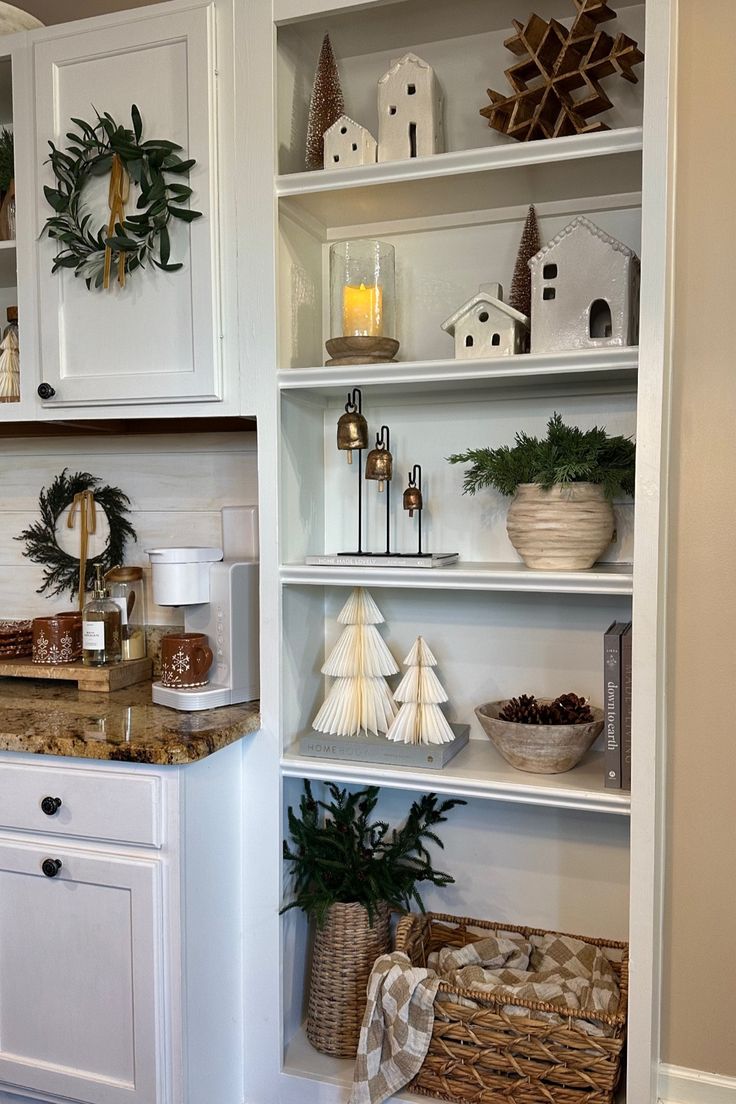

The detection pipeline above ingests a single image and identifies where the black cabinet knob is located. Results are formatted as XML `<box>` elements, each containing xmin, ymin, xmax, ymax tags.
<box><xmin>41</xmin><ymin>796</ymin><xmax>62</xmax><ymax>816</ymax></box>
<box><xmin>37</xmin><ymin>382</ymin><xmax>56</xmax><ymax>399</ymax></box>
<box><xmin>42</xmin><ymin>858</ymin><xmax>62</xmax><ymax>878</ymax></box>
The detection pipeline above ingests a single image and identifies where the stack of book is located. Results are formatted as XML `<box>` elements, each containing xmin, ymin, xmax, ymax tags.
<box><xmin>603</xmin><ymin>621</ymin><xmax>632</xmax><ymax>791</ymax></box>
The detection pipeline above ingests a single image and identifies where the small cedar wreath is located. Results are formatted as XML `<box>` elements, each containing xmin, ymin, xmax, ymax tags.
<box><xmin>43</xmin><ymin>104</ymin><xmax>202</xmax><ymax>291</ymax></box>
<box><xmin>16</xmin><ymin>469</ymin><xmax>137</xmax><ymax>600</ymax></box>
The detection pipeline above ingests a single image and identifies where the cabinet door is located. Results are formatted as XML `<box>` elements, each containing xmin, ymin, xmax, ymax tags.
<box><xmin>0</xmin><ymin>841</ymin><xmax>163</xmax><ymax>1104</ymax></box>
<box><xmin>32</xmin><ymin>4</ymin><xmax>224</xmax><ymax>407</ymax></box>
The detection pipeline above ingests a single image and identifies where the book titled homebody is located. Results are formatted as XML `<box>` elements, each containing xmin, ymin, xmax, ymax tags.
<box><xmin>603</xmin><ymin>622</ymin><xmax>628</xmax><ymax>789</ymax></box>
<box><xmin>299</xmin><ymin>724</ymin><xmax>470</xmax><ymax>769</ymax></box>
<box><xmin>305</xmin><ymin>553</ymin><xmax>459</xmax><ymax>568</ymax></box>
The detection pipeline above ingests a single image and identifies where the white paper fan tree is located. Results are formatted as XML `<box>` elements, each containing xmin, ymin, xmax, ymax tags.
<box><xmin>386</xmin><ymin>636</ymin><xmax>456</xmax><ymax>746</ymax></box>
<box><xmin>313</xmin><ymin>588</ymin><xmax>399</xmax><ymax>737</ymax></box>
<box><xmin>0</xmin><ymin>325</ymin><xmax>19</xmax><ymax>402</ymax></box>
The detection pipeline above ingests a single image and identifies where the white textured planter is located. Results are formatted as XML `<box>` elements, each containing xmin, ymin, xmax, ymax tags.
<box><xmin>506</xmin><ymin>482</ymin><xmax>615</xmax><ymax>570</ymax></box>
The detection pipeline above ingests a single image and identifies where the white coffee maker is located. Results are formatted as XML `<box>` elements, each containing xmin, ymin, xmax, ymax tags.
<box><xmin>147</xmin><ymin>529</ymin><xmax>259</xmax><ymax>711</ymax></box>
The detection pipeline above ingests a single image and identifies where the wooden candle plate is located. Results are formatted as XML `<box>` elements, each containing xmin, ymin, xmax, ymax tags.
<box><xmin>0</xmin><ymin>656</ymin><xmax>152</xmax><ymax>693</ymax></box>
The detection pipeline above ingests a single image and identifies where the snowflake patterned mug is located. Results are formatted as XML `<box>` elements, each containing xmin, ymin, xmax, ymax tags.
<box><xmin>160</xmin><ymin>632</ymin><xmax>214</xmax><ymax>689</ymax></box>
<box><xmin>32</xmin><ymin>612</ymin><xmax>83</xmax><ymax>665</ymax></box>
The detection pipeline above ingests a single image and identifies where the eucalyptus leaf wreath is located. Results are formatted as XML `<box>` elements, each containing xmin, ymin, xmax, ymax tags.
<box><xmin>43</xmin><ymin>104</ymin><xmax>202</xmax><ymax>290</ymax></box>
<box><xmin>16</xmin><ymin>469</ymin><xmax>137</xmax><ymax>599</ymax></box>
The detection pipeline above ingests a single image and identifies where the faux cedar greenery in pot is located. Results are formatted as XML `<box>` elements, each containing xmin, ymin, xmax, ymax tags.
<box><xmin>448</xmin><ymin>412</ymin><xmax>636</xmax><ymax>571</ymax></box>
<box><xmin>282</xmin><ymin>781</ymin><xmax>464</xmax><ymax>1058</ymax></box>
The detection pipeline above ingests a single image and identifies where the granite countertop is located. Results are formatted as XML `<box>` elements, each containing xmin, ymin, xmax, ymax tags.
<box><xmin>0</xmin><ymin>679</ymin><xmax>260</xmax><ymax>765</ymax></box>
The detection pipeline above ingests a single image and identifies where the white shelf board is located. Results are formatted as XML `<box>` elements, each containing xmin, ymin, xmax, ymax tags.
<box><xmin>282</xmin><ymin>1026</ymin><xmax>626</xmax><ymax>1102</ymax></box>
<box><xmin>277</xmin><ymin>130</ymin><xmax>643</xmax><ymax>229</ymax></box>
<box><xmin>280</xmin><ymin>561</ymin><xmax>634</xmax><ymax>596</ymax></box>
<box><xmin>282</xmin><ymin>1027</ymin><xmax>429</xmax><ymax>1104</ymax></box>
<box><xmin>281</xmin><ymin>738</ymin><xmax>630</xmax><ymax>815</ymax></box>
<box><xmin>279</xmin><ymin>347</ymin><xmax>638</xmax><ymax>399</ymax></box>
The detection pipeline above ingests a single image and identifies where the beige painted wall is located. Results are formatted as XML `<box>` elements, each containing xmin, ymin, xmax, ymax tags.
<box><xmin>661</xmin><ymin>0</ymin><xmax>736</xmax><ymax>1077</ymax></box>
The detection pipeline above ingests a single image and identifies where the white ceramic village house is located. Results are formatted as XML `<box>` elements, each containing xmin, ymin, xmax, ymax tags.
<box><xmin>441</xmin><ymin>282</ymin><xmax>529</xmax><ymax>358</ymax></box>
<box><xmin>529</xmin><ymin>215</ymin><xmax>640</xmax><ymax>354</ymax></box>
<box><xmin>323</xmin><ymin>114</ymin><xmax>377</xmax><ymax>170</ymax></box>
<box><xmin>377</xmin><ymin>52</ymin><xmax>443</xmax><ymax>162</ymax></box>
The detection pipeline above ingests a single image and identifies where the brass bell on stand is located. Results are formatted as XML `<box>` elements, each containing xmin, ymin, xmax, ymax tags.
<box><xmin>337</xmin><ymin>389</ymin><xmax>368</xmax><ymax>464</ymax></box>
<box><xmin>365</xmin><ymin>425</ymin><xmax>392</xmax><ymax>554</ymax></box>
<box><xmin>402</xmin><ymin>464</ymin><xmax>424</xmax><ymax>555</ymax></box>
<box><xmin>336</xmin><ymin>388</ymin><xmax>368</xmax><ymax>554</ymax></box>
<box><xmin>365</xmin><ymin>427</ymin><xmax>393</xmax><ymax>492</ymax></box>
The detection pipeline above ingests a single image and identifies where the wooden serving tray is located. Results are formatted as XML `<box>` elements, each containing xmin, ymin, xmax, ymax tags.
<box><xmin>0</xmin><ymin>656</ymin><xmax>152</xmax><ymax>692</ymax></box>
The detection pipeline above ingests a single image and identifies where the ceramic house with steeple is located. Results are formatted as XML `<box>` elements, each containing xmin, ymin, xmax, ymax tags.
<box><xmin>441</xmin><ymin>283</ymin><xmax>529</xmax><ymax>359</ymax></box>
<box><xmin>377</xmin><ymin>53</ymin><xmax>443</xmax><ymax>162</ymax></box>
<box><xmin>323</xmin><ymin>114</ymin><xmax>377</xmax><ymax>170</ymax></box>
<box><xmin>529</xmin><ymin>216</ymin><xmax>640</xmax><ymax>353</ymax></box>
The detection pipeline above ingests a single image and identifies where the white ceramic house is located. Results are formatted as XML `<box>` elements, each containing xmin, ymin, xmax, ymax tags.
<box><xmin>441</xmin><ymin>283</ymin><xmax>529</xmax><ymax>358</ymax></box>
<box><xmin>323</xmin><ymin>114</ymin><xmax>377</xmax><ymax>170</ymax></box>
<box><xmin>529</xmin><ymin>216</ymin><xmax>640</xmax><ymax>353</ymax></box>
<box><xmin>377</xmin><ymin>52</ymin><xmax>443</xmax><ymax>162</ymax></box>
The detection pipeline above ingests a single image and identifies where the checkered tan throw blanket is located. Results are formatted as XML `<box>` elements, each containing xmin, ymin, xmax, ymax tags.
<box><xmin>350</xmin><ymin>935</ymin><xmax>620</xmax><ymax>1104</ymax></box>
<box><xmin>430</xmin><ymin>931</ymin><xmax>620</xmax><ymax>1036</ymax></box>
<box><xmin>349</xmin><ymin>952</ymin><xmax>439</xmax><ymax>1104</ymax></box>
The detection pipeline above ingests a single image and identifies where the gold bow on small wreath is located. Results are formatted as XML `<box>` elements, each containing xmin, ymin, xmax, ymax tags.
<box><xmin>67</xmin><ymin>490</ymin><xmax>97</xmax><ymax>611</ymax></box>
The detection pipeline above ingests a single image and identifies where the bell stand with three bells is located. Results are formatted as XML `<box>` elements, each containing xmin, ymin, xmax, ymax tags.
<box><xmin>322</xmin><ymin>386</ymin><xmax>458</xmax><ymax>568</ymax></box>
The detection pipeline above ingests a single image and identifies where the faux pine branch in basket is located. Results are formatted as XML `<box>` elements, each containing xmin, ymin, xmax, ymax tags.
<box><xmin>281</xmin><ymin>781</ymin><xmax>465</xmax><ymax>926</ymax></box>
<box><xmin>448</xmin><ymin>412</ymin><xmax>636</xmax><ymax>499</ymax></box>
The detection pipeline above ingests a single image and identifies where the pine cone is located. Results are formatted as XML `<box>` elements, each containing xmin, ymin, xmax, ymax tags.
<box><xmin>500</xmin><ymin>694</ymin><xmax>540</xmax><ymax>724</ymax></box>
<box><xmin>539</xmin><ymin>693</ymin><xmax>594</xmax><ymax>725</ymax></box>
<box><xmin>501</xmin><ymin>692</ymin><xmax>593</xmax><ymax>725</ymax></box>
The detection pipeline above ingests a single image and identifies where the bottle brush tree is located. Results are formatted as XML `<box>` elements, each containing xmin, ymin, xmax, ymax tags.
<box><xmin>305</xmin><ymin>33</ymin><xmax>345</xmax><ymax>170</ymax></box>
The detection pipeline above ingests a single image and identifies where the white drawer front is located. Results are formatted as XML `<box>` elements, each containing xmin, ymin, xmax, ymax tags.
<box><xmin>0</xmin><ymin>764</ymin><xmax>162</xmax><ymax>848</ymax></box>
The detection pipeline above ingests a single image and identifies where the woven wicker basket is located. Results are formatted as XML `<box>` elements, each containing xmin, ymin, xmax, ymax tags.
<box><xmin>306</xmin><ymin>900</ymin><xmax>391</xmax><ymax>1058</ymax></box>
<box><xmin>394</xmin><ymin>912</ymin><xmax>628</xmax><ymax>1104</ymax></box>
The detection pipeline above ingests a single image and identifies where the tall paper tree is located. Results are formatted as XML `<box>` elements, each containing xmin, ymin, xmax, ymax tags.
<box><xmin>386</xmin><ymin>636</ymin><xmax>456</xmax><ymax>746</ymax></box>
<box><xmin>313</xmin><ymin>588</ymin><xmax>398</xmax><ymax>737</ymax></box>
<box><xmin>508</xmin><ymin>204</ymin><xmax>541</xmax><ymax>319</ymax></box>
<box><xmin>305</xmin><ymin>33</ymin><xmax>345</xmax><ymax>171</ymax></box>
<box><xmin>0</xmin><ymin>325</ymin><xmax>19</xmax><ymax>402</ymax></box>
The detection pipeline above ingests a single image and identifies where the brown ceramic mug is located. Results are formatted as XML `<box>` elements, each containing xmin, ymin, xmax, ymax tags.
<box><xmin>32</xmin><ymin>612</ymin><xmax>83</xmax><ymax>665</ymax></box>
<box><xmin>160</xmin><ymin>632</ymin><xmax>214</xmax><ymax>688</ymax></box>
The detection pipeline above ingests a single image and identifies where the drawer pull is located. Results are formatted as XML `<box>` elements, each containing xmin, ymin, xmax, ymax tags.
<box><xmin>37</xmin><ymin>382</ymin><xmax>56</xmax><ymax>400</ymax></box>
<box><xmin>41</xmin><ymin>796</ymin><xmax>62</xmax><ymax>816</ymax></box>
<box><xmin>42</xmin><ymin>858</ymin><xmax>62</xmax><ymax>878</ymax></box>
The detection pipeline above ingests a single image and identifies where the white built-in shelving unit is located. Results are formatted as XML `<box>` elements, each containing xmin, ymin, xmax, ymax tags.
<box><xmin>239</xmin><ymin>0</ymin><xmax>675</xmax><ymax>1100</ymax></box>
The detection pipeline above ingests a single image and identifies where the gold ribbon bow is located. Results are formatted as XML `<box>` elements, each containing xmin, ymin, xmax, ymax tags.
<box><xmin>67</xmin><ymin>491</ymin><xmax>97</xmax><ymax>611</ymax></box>
<box><xmin>103</xmin><ymin>153</ymin><xmax>130</xmax><ymax>291</ymax></box>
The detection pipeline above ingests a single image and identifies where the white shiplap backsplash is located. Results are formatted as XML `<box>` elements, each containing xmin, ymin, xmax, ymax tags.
<box><xmin>0</xmin><ymin>431</ymin><xmax>258</xmax><ymax>624</ymax></box>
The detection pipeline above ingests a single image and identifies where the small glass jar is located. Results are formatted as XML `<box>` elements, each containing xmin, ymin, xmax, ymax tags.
<box><xmin>329</xmin><ymin>240</ymin><xmax>396</xmax><ymax>340</ymax></box>
<box><xmin>105</xmin><ymin>565</ymin><xmax>147</xmax><ymax>661</ymax></box>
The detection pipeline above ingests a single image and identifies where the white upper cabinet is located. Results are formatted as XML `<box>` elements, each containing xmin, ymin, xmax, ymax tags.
<box><xmin>28</xmin><ymin>1</ymin><xmax>235</xmax><ymax>410</ymax></box>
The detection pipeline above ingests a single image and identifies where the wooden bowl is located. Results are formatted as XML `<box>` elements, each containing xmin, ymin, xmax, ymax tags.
<box><xmin>475</xmin><ymin>700</ymin><xmax>604</xmax><ymax>774</ymax></box>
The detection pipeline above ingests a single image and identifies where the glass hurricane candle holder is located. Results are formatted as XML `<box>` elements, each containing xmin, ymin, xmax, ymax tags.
<box><xmin>326</xmin><ymin>240</ymin><xmax>399</xmax><ymax>366</ymax></box>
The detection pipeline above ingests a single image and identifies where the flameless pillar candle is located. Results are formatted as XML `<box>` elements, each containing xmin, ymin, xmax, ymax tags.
<box><xmin>342</xmin><ymin>283</ymin><xmax>383</xmax><ymax>336</ymax></box>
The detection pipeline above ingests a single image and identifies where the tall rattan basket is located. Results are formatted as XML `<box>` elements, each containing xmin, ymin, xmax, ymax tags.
<box><xmin>306</xmin><ymin>900</ymin><xmax>391</xmax><ymax>1058</ymax></box>
<box><xmin>394</xmin><ymin>911</ymin><xmax>628</xmax><ymax>1104</ymax></box>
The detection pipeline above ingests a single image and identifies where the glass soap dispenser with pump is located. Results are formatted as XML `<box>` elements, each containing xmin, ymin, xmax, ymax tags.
<box><xmin>82</xmin><ymin>564</ymin><xmax>122</xmax><ymax>666</ymax></box>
